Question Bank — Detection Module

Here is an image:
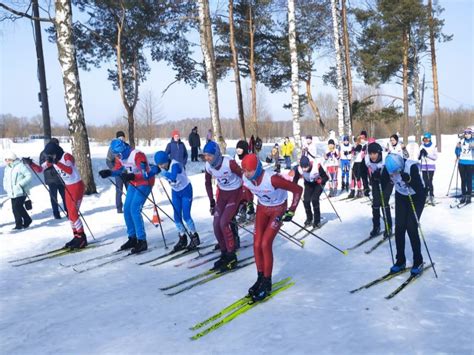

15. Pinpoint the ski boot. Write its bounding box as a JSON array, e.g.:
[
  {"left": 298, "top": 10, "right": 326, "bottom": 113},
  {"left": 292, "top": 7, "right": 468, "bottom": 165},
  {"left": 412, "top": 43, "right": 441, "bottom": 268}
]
[
  {"left": 251, "top": 276, "right": 272, "bottom": 302},
  {"left": 237, "top": 204, "right": 247, "bottom": 224},
  {"left": 131, "top": 239, "right": 148, "bottom": 254},
  {"left": 465, "top": 196, "right": 471, "bottom": 205},
  {"left": 364, "top": 188, "right": 371, "bottom": 197},
  {"left": 187, "top": 232, "right": 201, "bottom": 250},
  {"left": 220, "top": 252, "right": 238, "bottom": 272},
  {"left": 173, "top": 233, "right": 188, "bottom": 252},
  {"left": 212, "top": 251, "right": 227, "bottom": 271},
  {"left": 390, "top": 262, "right": 406, "bottom": 274},
  {"left": 348, "top": 189, "right": 355, "bottom": 198},
  {"left": 460, "top": 195, "right": 467, "bottom": 204},
  {"left": 341, "top": 182, "right": 346, "bottom": 191},
  {"left": 67, "top": 232, "right": 88, "bottom": 250},
  {"left": 120, "top": 236, "right": 137, "bottom": 250},
  {"left": 369, "top": 226, "right": 381, "bottom": 238},
  {"left": 248, "top": 272, "right": 264, "bottom": 297},
  {"left": 410, "top": 262, "right": 424, "bottom": 276},
  {"left": 383, "top": 227, "right": 392, "bottom": 238},
  {"left": 247, "top": 203, "right": 255, "bottom": 221},
  {"left": 304, "top": 218, "right": 312, "bottom": 227},
  {"left": 356, "top": 190, "right": 364, "bottom": 198},
  {"left": 313, "top": 218, "right": 322, "bottom": 229}
]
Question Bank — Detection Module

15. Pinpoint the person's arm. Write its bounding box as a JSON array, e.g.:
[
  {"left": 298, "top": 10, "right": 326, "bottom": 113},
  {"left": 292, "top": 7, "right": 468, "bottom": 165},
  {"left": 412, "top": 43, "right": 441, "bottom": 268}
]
[
  {"left": 271, "top": 174, "right": 302, "bottom": 212},
  {"left": 455, "top": 145, "right": 461, "bottom": 158},
  {"left": 402, "top": 164, "right": 424, "bottom": 194},
  {"left": 106, "top": 147, "right": 115, "bottom": 169},
  {"left": 55, "top": 153, "right": 74, "bottom": 175},
  {"left": 182, "top": 143, "right": 188, "bottom": 165},
  {"left": 161, "top": 163, "right": 181, "bottom": 182},
  {"left": 229, "top": 159, "right": 243, "bottom": 177},
  {"left": 17, "top": 164, "right": 32, "bottom": 188},
  {"left": 318, "top": 164, "right": 329, "bottom": 184},
  {"left": 292, "top": 166, "right": 301, "bottom": 183},
  {"left": 205, "top": 171, "right": 214, "bottom": 202},
  {"left": 132, "top": 152, "right": 148, "bottom": 181}
]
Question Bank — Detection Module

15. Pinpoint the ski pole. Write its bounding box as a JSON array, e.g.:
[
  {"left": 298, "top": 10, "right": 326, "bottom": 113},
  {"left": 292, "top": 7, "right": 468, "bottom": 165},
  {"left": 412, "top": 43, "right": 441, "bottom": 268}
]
[
  {"left": 149, "top": 188, "right": 168, "bottom": 249},
  {"left": 379, "top": 181, "right": 395, "bottom": 265},
  {"left": 322, "top": 187, "right": 342, "bottom": 222},
  {"left": 454, "top": 159, "right": 460, "bottom": 200},
  {"left": 407, "top": 193, "right": 438, "bottom": 278},
  {"left": 107, "top": 177, "right": 155, "bottom": 226},
  {"left": 446, "top": 159, "right": 458, "bottom": 197},
  {"left": 290, "top": 220, "right": 348, "bottom": 255},
  {"left": 277, "top": 225, "right": 305, "bottom": 248}
]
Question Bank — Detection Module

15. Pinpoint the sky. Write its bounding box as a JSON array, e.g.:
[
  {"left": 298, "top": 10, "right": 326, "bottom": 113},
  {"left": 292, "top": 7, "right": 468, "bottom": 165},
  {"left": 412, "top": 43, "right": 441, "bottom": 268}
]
[{"left": 0, "top": 0, "right": 473, "bottom": 128}]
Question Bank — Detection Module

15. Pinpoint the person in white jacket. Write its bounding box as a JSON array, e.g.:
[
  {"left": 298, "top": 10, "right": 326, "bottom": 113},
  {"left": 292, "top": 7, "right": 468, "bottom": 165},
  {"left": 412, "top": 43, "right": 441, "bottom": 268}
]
[
  {"left": 3, "top": 151, "right": 32, "bottom": 230},
  {"left": 418, "top": 132, "right": 438, "bottom": 205}
]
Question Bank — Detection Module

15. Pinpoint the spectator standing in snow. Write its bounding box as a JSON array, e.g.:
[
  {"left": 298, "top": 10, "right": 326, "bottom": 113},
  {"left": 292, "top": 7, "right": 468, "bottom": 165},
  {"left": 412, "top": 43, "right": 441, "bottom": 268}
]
[
  {"left": 106, "top": 131, "right": 128, "bottom": 213},
  {"left": 165, "top": 130, "right": 188, "bottom": 167},
  {"left": 188, "top": 127, "right": 201, "bottom": 162}
]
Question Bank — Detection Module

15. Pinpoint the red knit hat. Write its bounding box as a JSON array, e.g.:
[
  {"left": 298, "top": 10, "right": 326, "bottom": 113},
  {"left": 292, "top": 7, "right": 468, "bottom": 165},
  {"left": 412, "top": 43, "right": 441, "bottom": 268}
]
[
  {"left": 171, "top": 129, "right": 180, "bottom": 137},
  {"left": 241, "top": 153, "right": 258, "bottom": 171}
]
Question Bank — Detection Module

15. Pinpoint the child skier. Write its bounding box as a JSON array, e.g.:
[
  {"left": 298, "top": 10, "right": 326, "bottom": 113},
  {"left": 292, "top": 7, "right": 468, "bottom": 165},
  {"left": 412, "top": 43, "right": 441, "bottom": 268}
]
[
  {"left": 359, "top": 131, "right": 371, "bottom": 196},
  {"left": 455, "top": 128, "right": 473, "bottom": 205},
  {"left": 98, "top": 139, "right": 154, "bottom": 254},
  {"left": 385, "top": 154, "right": 426, "bottom": 275},
  {"left": 235, "top": 140, "right": 255, "bottom": 222},
  {"left": 339, "top": 136, "right": 352, "bottom": 192},
  {"left": 292, "top": 156, "right": 329, "bottom": 228},
  {"left": 25, "top": 142, "right": 87, "bottom": 249},
  {"left": 349, "top": 136, "right": 364, "bottom": 198},
  {"left": 142, "top": 151, "right": 200, "bottom": 251},
  {"left": 203, "top": 141, "right": 243, "bottom": 271},
  {"left": 324, "top": 139, "right": 340, "bottom": 196},
  {"left": 365, "top": 142, "right": 393, "bottom": 238},
  {"left": 418, "top": 132, "right": 438, "bottom": 205},
  {"left": 241, "top": 154, "right": 302, "bottom": 302},
  {"left": 385, "top": 134, "right": 408, "bottom": 158}
]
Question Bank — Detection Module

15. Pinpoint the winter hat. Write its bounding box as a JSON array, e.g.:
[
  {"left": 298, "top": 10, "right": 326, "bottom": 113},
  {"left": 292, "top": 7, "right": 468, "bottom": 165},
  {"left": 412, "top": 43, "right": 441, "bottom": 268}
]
[
  {"left": 300, "top": 156, "right": 310, "bottom": 168},
  {"left": 116, "top": 131, "right": 126, "bottom": 139},
  {"left": 110, "top": 138, "right": 127, "bottom": 154},
  {"left": 43, "top": 141, "right": 64, "bottom": 160},
  {"left": 171, "top": 129, "right": 180, "bottom": 138},
  {"left": 385, "top": 153, "right": 404, "bottom": 174},
  {"left": 154, "top": 151, "right": 169, "bottom": 165},
  {"left": 203, "top": 141, "right": 223, "bottom": 168},
  {"left": 3, "top": 151, "right": 17, "bottom": 161},
  {"left": 343, "top": 135, "right": 349, "bottom": 142},
  {"left": 423, "top": 132, "right": 432, "bottom": 140},
  {"left": 367, "top": 142, "right": 383, "bottom": 155},
  {"left": 328, "top": 139, "right": 335, "bottom": 146},
  {"left": 236, "top": 140, "right": 249, "bottom": 160},
  {"left": 464, "top": 127, "right": 472, "bottom": 135},
  {"left": 50, "top": 137, "right": 60, "bottom": 145},
  {"left": 242, "top": 154, "right": 263, "bottom": 181}
]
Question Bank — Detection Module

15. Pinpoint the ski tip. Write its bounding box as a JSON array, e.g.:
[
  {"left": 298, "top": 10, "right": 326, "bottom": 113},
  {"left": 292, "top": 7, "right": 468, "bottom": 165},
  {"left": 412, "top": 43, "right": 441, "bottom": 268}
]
[
  {"left": 301, "top": 240, "right": 305, "bottom": 247},
  {"left": 342, "top": 250, "right": 349, "bottom": 255}
]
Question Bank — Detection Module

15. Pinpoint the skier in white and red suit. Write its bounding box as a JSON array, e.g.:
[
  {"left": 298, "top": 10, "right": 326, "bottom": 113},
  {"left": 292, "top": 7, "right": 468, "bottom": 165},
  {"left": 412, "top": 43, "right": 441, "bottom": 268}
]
[{"left": 241, "top": 153, "right": 302, "bottom": 302}]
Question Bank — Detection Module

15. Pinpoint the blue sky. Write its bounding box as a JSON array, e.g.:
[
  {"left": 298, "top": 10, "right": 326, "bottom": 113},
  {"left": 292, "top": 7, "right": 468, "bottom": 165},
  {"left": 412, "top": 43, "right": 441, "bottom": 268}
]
[{"left": 0, "top": 0, "right": 472, "bottom": 127}]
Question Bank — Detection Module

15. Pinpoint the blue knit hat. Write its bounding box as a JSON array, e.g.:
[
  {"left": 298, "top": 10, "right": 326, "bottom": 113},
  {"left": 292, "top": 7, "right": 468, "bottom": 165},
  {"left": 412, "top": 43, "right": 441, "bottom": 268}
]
[
  {"left": 110, "top": 139, "right": 127, "bottom": 154},
  {"left": 203, "top": 141, "right": 223, "bottom": 168},
  {"left": 300, "top": 156, "right": 310, "bottom": 168},
  {"left": 154, "top": 151, "right": 168, "bottom": 165},
  {"left": 385, "top": 153, "right": 404, "bottom": 174},
  {"left": 423, "top": 132, "right": 432, "bottom": 140}
]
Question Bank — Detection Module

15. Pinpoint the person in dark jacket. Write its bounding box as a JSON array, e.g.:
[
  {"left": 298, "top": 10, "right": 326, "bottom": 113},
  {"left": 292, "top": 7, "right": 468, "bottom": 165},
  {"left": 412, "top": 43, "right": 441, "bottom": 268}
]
[
  {"left": 165, "top": 130, "right": 188, "bottom": 167},
  {"left": 188, "top": 127, "right": 201, "bottom": 162},
  {"left": 106, "top": 131, "right": 128, "bottom": 213},
  {"left": 40, "top": 138, "right": 67, "bottom": 219}
]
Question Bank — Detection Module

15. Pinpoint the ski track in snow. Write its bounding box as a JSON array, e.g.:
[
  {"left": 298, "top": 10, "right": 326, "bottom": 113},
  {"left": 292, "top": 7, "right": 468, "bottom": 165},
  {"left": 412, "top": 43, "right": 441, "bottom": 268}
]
[{"left": 0, "top": 135, "right": 472, "bottom": 354}]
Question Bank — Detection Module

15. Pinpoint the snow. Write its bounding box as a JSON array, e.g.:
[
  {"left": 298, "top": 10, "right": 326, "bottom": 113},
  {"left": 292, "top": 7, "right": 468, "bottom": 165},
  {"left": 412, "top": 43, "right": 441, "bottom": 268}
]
[{"left": 0, "top": 135, "right": 472, "bottom": 354}]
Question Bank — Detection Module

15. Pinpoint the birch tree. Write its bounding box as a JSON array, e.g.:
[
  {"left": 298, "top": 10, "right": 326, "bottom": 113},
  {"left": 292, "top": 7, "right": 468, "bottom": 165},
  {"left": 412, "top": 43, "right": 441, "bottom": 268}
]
[{"left": 288, "top": 0, "right": 301, "bottom": 155}]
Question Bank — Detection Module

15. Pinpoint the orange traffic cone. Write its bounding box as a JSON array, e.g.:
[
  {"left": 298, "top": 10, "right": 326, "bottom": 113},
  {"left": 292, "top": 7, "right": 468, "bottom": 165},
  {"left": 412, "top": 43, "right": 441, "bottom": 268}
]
[{"left": 152, "top": 206, "right": 161, "bottom": 225}]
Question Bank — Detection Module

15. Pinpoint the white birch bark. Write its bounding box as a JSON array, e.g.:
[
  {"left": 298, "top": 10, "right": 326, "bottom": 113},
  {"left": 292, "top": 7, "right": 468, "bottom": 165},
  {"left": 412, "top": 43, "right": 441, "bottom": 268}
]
[
  {"left": 288, "top": 0, "right": 301, "bottom": 156},
  {"left": 330, "top": 0, "right": 345, "bottom": 138}
]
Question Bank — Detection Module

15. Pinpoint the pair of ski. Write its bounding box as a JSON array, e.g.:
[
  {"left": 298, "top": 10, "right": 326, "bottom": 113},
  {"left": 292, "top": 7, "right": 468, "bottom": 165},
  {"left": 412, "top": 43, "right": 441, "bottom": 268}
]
[
  {"left": 184, "top": 243, "right": 254, "bottom": 269},
  {"left": 350, "top": 263, "right": 433, "bottom": 299},
  {"left": 9, "top": 239, "right": 113, "bottom": 267},
  {"left": 160, "top": 255, "right": 256, "bottom": 296},
  {"left": 346, "top": 230, "right": 385, "bottom": 251},
  {"left": 190, "top": 277, "right": 294, "bottom": 340},
  {"left": 295, "top": 220, "right": 328, "bottom": 242},
  {"left": 450, "top": 201, "right": 470, "bottom": 209}
]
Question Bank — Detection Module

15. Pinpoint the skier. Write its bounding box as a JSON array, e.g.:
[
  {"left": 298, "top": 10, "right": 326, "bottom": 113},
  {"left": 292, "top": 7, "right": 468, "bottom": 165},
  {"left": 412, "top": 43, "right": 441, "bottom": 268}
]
[
  {"left": 241, "top": 153, "right": 302, "bottom": 302},
  {"left": 359, "top": 131, "right": 371, "bottom": 196},
  {"left": 418, "top": 132, "right": 438, "bottom": 205},
  {"left": 203, "top": 141, "right": 243, "bottom": 271},
  {"left": 25, "top": 142, "right": 87, "bottom": 249},
  {"left": 385, "top": 134, "right": 408, "bottom": 158},
  {"left": 348, "top": 135, "right": 364, "bottom": 198},
  {"left": 292, "top": 156, "right": 328, "bottom": 228},
  {"left": 365, "top": 142, "right": 393, "bottom": 238},
  {"left": 142, "top": 151, "right": 200, "bottom": 251},
  {"left": 455, "top": 128, "right": 473, "bottom": 204},
  {"left": 324, "top": 139, "right": 340, "bottom": 196},
  {"left": 302, "top": 135, "right": 317, "bottom": 162},
  {"left": 339, "top": 135, "right": 352, "bottom": 192},
  {"left": 235, "top": 140, "right": 255, "bottom": 222},
  {"left": 385, "top": 153, "right": 425, "bottom": 275},
  {"left": 98, "top": 138, "right": 154, "bottom": 254}
]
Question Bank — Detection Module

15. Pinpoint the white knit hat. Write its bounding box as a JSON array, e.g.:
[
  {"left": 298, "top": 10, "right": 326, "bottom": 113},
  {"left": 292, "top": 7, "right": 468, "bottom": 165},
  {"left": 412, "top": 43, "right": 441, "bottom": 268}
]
[{"left": 3, "top": 151, "right": 17, "bottom": 161}]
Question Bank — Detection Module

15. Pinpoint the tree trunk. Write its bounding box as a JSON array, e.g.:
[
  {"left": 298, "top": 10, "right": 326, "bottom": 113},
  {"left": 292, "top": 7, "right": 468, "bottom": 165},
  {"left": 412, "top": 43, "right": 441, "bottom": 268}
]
[
  {"left": 197, "top": 0, "right": 225, "bottom": 152},
  {"left": 305, "top": 76, "right": 325, "bottom": 135},
  {"left": 402, "top": 29, "right": 409, "bottom": 145},
  {"left": 248, "top": 5, "right": 258, "bottom": 137},
  {"left": 428, "top": 0, "right": 441, "bottom": 152},
  {"left": 288, "top": 0, "right": 301, "bottom": 156},
  {"left": 413, "top": 49, "right": 422, "bottom": 141},
  {"left": 341, "top": 0, "right": 353, "bottom": 137},
  {"left": 54, "top": 0, "right": 96, "bottom": 194},
  {"left": 229, "top": 0, "right": 246, "bottom": 140},
  {"left": 330, "top": 0, "right": 345, "bottom": 137}
]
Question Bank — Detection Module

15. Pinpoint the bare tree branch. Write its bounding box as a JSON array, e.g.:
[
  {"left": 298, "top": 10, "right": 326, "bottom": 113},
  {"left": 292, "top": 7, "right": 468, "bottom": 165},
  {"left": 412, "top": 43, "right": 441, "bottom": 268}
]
[{"left": 0, "top": 2, "right": 54, "bottom": 22}]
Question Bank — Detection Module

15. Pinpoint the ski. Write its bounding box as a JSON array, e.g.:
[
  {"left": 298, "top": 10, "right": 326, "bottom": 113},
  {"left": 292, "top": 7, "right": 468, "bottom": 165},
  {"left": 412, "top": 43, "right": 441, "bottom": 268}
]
[
  {"left": 364, "top": 233, "right": 392, "bottom": 254},
  {"left": 349, "top": 267, "right": 411, "bottom": 294},
  {"left": 160, "top": 255, "right": 255, "bottom": 291},
  {"left": 190, "top": 281, "right": 295, "bottom": 340},
  {"left": 11, "top": 241, "right": 113, "bottom": 267},
  {"left": 347, "top": 231, "right": 384, "bottom": 251},
  {"left": 187, "top": 243, "right": 253, "bottom": 269},
  {"left": 189, "top": 277, "right": 292, "bottom": 331},
  {"left": 385, "top": 263, "right": 433, "bottom": 299},
  {"left": 151, "top": 244, "right": 216, "bottom": 267},
  {"left": 72, "top": 246, "right": 158, "bottom": 273},
  {"left": 165, "top": 259, "right": 256, "bottom": 297},
  {"left": 450, "top": 201, "right": 462, "bottom": 209},
  {"left": 60, "top": 248, "right": 126, "bottom": 268},
  {"left": 137, "top": 243, "right": 213, "bottom": 266},
  {"left": 457, "top": 202, "right": 471, "bottom": 209}
]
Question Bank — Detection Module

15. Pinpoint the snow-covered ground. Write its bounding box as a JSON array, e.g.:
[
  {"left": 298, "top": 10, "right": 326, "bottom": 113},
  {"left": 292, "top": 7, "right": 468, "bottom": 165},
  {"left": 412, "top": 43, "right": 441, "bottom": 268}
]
[{"left": 0, "top": 135, "right": 472, "bottom": 354}]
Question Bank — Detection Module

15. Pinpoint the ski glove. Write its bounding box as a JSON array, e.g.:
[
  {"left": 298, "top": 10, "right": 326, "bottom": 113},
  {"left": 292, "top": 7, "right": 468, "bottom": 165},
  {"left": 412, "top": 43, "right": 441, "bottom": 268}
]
[
  {"left": 401, "top": 172, "right": 411, "bottom": 183},
  {"left": 99, "top": 169, "right": 112, "bottom": 179},
  {"left": 140, "top": 162, "right": 147, "bottom": 170},
  {"left": 121, "top": 172, "right": 135, "bottom": 182},
  {"left": 210, "top": 199, "right": 216, "bottom": 216},
  {"left": 22, "top": 157, "right": 33, "bottom": 165},
  {"left": 419, "top": 148, "right": 428, "bottom": 159},
  {"left": 46, "top": 155, "right": 54, "bottom": 164},
  {"left": 281, "top": 210, "right": 295, "bottom": 222}
]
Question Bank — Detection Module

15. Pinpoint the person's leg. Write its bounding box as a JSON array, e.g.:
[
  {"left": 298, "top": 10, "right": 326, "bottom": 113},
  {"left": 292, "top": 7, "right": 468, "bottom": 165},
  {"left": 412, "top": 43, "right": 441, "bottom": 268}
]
[
  {"left": 172, "top": 189, "right": 186, "bottom": 234},
  {"left": 406, "top": 195, "right": 424, "bottom": 267},
  {"left": 303, "top": 183, "right": 313, "bottom": 223},
  {"left": 253, "top": 205, "right": 270, "bottom": 274},
  {"left": 312, "top": 184, "right": 323, "bottom": 225},
  {"left": 123, "top": 185, "right": 137, "bottom": 237},
  {"left": 58, "top": 183, "right": 67, "bottom": 215},
  {"left": 181, "top": 184, "right": 197, "bottom": 234},
  {"left": 65, "top": 181, "right": 85, "bottom": 234},
  {"left": 218, "top": 189, "right": 241, "bottom": 253},
  {"left": 11, "top": 197, "right": 24, "bottom": 228},
  {"left": 130, "top": 185, "right": 151, "bottom": 241},
  {"left": 48, "top": 184, "right": 60, "bottom": 218},
  {"left": 459, "top": 164, "right": 467, "bottom": 196},
  {"left": 115, "top": 176, "right": 124, "bottom": 213},
  {"left": 213, "top": 196, "right": 228, "bottom": 251},
  {"left": 371, "top": 183, "right": 381, "bottom": 234},
  {"left": 261, "top": 203, "right": 287, "bottom": 277},
  {"left": 394, "top": 193, "right": 407, "bottom": 266}
]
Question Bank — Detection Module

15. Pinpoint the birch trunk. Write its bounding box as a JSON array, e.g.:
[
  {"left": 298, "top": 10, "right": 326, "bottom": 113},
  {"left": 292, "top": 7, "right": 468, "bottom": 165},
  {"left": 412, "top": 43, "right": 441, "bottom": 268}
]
[
  {"left": 288, "top": 0, "right": 301, "bottom": 156},
  {"left": 54, "top": 0, "right": 96, "bottom": 194},
  {"left": 248, "top": 5, "right": 258, "bottom": 137},
  {"left": 330, "top": 0, "right": 345, "bottom": 138},
  {"left": 428, "top": 0, "right": 441, "bottom": 151},
  {"left": 341, "top": 0, "right": 352, "bottom": 137},
  {"left": 402, "top": 30, "right": 409, "bottom": 145},
  {"left": 197, "top": 0, "right": 225, "bottom": 152},
  {"left": 229, "top": 0, "right": 246, "bottom": 140},
  {"left": 413, "top": 50, "right": 422, "bottom": 141}
]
